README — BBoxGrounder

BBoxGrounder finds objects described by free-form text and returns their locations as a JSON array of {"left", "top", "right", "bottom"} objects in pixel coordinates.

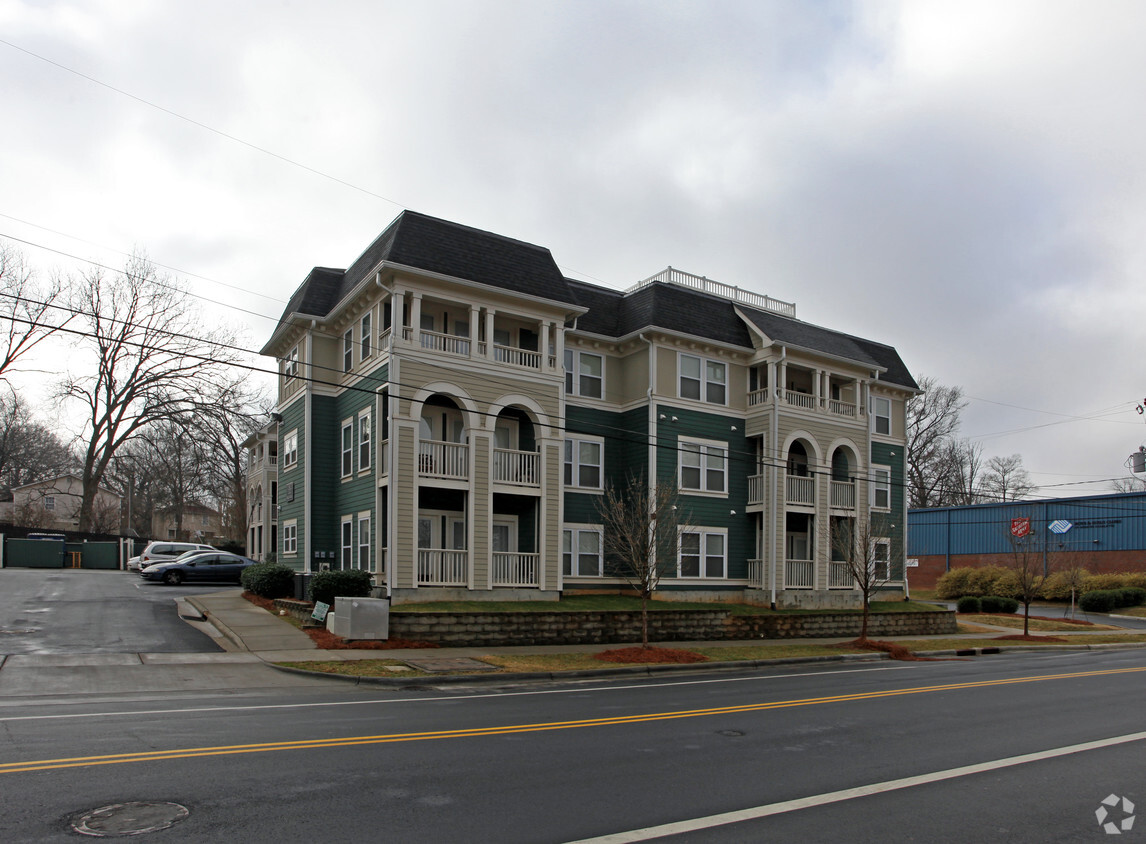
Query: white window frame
[
  {"left": 343, "top": 329, "right": 354, "bottom": 373},
  {"left": 284, "top": 346, "right": 299, "bottom": 380},
  {"left": 563, "top": 525, "right": 604, "bottom": 577},
  {"left": 358, "top": 409, "right": 372, "bottom": 472},
  {"left": 678, "top": 437, "right": 728, "bottom": 496},
  {"left": 871, "top": 537, "right": 892, "bottom": 581},
  {"left": 564, "top": 436, "right": 604, "bottom": 491},
  {"left": 678, "top": 528, "right": 728, "bottom": 579},
  {"left": 283, "top": 520, "right": 297, "bottom": 555},
  {"left": 340, "top": 420, "right": 354, "bottom": 478},
  {"left": 357, "top": 511, "right": 371, "bottom": 571},
  {"left": 871, "top": 465, "right": 891, "bottom": 510},
  {"left": 679, "top": 353, "right": 727, "bottom": 405},
  {"left": 564, "top": 350, "right": 603, "bottom": 399},
  {"left": 360, "top": 312, "right": 372, "bottom": 360},
  {"left": 43, "top": 495, "right": 55, "bottom": 511},
  {"left": 871, "top": 395, "right": 892, "bottom": 436},
  {"left": 341, "top": 517, "right": 353, "bottom": 569},
  {"left": 283, "top": 430, "right": 298, "bottom": 469}
]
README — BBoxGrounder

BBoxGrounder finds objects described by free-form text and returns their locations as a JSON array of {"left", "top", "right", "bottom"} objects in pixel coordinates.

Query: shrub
[
  {"left": 935, "top": 568, "right": 974, "bottom": 600},
  {"left": 310, "top": 569, "right": 374, "bottom": 606},
  {"left": 1079, "top": 590, "right": 1116, "bottom": 613},
  {"left": 241, "top": 562, "right": 296, "bottom": 599},
  {"left": 966, "top": 565, "right": 1010, "bottom": 598},
  {"left": 992, "top": 570, "right": 1022, "bottom": 599},
  {"left": 1123, "top": 573, "right": 1146, "bottom": 590},
  {"left": 956, "top": 596, "right": 981, "bottom": 614},
  {"left": 1082, "top": 573, "right": 1128, "bottom": 593},
  {"left": 1117, "top": 587, "right": 1146, "bottom": 608},
  {"left": 996, "top": 596, "right": 1020, "bottom": 614},
  {"left": 980, "top": 595, "right": 1005, "bottom": 613},
  {"left": 1040, "top": 570, "right": 1090, "bottom": 601}
]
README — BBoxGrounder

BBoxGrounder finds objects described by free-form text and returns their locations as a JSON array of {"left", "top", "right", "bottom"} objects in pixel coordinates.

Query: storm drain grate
[{"left": 72, "top": 802, "right": 189, "bottom": 837}]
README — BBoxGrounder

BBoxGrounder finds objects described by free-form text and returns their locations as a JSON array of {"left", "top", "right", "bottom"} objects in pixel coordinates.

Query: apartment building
[
  {"left": 243, "top": 422, "right": 279, "bottom": 561},
  {"left": 258, "top": 211, "right": 916, "bottom": 607}
]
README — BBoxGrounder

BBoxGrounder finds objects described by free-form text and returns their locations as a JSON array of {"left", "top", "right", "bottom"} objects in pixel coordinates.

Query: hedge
[
  {"left": 241, "top": 562, "right": 296, "bottom": 598},
  {"left": 956, "top": 596, "right": 981, "bottom": 614},
  {"left": 310, "top": 569, "right": 374, "bottom": 606}
]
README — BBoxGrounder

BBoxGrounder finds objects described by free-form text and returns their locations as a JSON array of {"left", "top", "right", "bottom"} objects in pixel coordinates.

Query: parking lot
[{"left": 0, "top": 568, "right": 224, "bottom": 655}]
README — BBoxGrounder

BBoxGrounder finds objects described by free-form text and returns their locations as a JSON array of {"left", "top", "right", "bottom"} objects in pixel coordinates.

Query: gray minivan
[{"left": 133, "top": 541, "right": 217, "bottom": 571}]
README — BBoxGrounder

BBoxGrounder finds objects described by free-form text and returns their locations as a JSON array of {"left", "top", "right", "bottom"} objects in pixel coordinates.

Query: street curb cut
[{"left": 184, "top": 597, "right": 248, "bottom": 652}]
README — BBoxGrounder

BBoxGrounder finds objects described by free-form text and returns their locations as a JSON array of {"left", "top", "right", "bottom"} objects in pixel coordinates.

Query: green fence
[{"left": 2, "top": 538, "right": 123, "bottom": 569}]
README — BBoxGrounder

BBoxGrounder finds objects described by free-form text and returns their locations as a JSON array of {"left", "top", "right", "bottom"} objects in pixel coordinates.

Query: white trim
[
  {"left": 678, "top": 436, "right": 728, "bottom": 497},
  {"left": 871, "top": 464, "right": 892, "bottom": 511},
  {"left": 340, "top": 419, "right": 354, "bottom": 479},
  {"left": 678, "top": 352, "right": 727, "bottom": 406},
  {"left": 677, "top": 527, "right": 728, "bottom": 579},
  {"left": 564, "top": 434, "right": 604, "bottom": 492},
  {"left": 562, "top": 524, "right": 604, "bottom": 578}
]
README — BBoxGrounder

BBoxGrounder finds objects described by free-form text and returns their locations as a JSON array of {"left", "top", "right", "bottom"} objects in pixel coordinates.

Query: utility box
[{"left": 326, "top": 596, "right": 389, "bottom": 640}]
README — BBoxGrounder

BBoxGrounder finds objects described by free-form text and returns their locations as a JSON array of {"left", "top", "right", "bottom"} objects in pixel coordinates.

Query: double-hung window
[
  {"left": 357, "top": 513, "right": 371, "bottom": 571},
  {"left": 341, "top": 518, "right": 353, "bottom": 569},
  {"left": 679, "top": 530, "right": 726, "bottom": 578},
  {"left": 872, "top": 396, "right": 891, "bottom": 435},
  {"left": 679, "top": 354, "right": 727, "bottom": 405},
  {"left": 284, "top": 346, "right": 299, "bottom": 380},
  {"left": 343, "top": 330, "right": 354, "bottom": 373},
  {"left": 564, "top": 350, "right": 603, "bottom": 399},
  {"left": 562, "top": 527, "right": 603, "bottom": 577},
  {"left": 358, "top": 410, "right": 372, "bottom": 472},
  {"left": 283, "top": 431, "right": 298, "bottom": 469},
  {"left": 679, "top": 439, "right": 727, "bottom": 494},
  {"left": 871, "top": 538, "right": 891, "bottom": 580},
  {"left": 341, "top": 421, "right": 353, "bottom": 478},
  {"left": 564, "top": 437, "right": 603, "bottom": 490},
  {"left": 872, "top": 466, "right": 891, "bottom": 510},
  {"left": 283, "top": 521, "right": 297, "bottom": 555},
  {"left": 360, "top": 312, "right": 372, "bottom": 360}
]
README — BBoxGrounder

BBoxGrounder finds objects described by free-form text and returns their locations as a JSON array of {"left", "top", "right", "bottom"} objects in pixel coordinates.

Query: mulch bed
[
  {"left": 833, "top": 638, "right": 943, "bottom": 662},
  {"left": 977, "top": 613, "right": 1095, "bottom": 626},
  {"left": 992, "top": 634, "right": 1067, "bottom": 643},
  {"left": 594, "top": 646, "right": 709, "bottom": 664},
  {"left": 241, "top": 592, "right": 437, "bottom": 650}
]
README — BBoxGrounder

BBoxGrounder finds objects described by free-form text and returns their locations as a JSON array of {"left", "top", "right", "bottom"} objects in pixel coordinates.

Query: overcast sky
[{"left": 2, "top": 0, "right": 1144, "bottom": 497}]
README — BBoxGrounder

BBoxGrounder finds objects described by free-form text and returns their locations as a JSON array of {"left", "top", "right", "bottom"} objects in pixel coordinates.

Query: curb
[{"left": 184, "top": 597, "right": 248, "bottom": 652}]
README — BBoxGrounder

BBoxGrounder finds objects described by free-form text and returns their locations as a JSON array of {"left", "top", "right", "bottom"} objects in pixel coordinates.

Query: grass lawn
[
  {"left": 957, "top": 614, "right": 1123, "bottom": 632},
  {"left": 1114, "top": 606, "right": 1146, "bottom": 618},
  {"left": 390, "top": 595, "right": 940, "bottom": 615}
]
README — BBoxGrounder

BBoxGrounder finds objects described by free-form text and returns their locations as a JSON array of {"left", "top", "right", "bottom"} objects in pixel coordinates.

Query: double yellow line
[{"left": 3, "top": 665, "right": 1143, "bottom": 775}]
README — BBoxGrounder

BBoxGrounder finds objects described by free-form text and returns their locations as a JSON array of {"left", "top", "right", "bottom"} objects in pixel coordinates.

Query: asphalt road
[
  {"left": 0, "top": 568, "right": 224, "bottom": 654},
  {"left": 2, "top": 647, "right": 1145, "bottom": 841}
]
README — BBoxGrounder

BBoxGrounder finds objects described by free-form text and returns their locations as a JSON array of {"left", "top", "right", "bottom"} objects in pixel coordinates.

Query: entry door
[
  {"left": 418, "top": 514, "right": 466, "bottom": 550},
  {"left": 492, "top": 520, "right": 517, "bottom": 554}
]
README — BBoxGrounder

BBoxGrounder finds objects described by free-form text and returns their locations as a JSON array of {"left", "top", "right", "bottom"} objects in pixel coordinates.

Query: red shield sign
[{"left": 1011, "top": 517, "right": 1031, "bottom": 538}]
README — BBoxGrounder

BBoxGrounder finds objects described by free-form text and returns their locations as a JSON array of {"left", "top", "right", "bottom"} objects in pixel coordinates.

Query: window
[
  {"left": 43, "top": 495, "right": 55, "bottom": 511},
  {"left": 872, "top": 466, "right": 891, "bottom": 510},
  {"left": 679, "top": 354, "right": 727, "bottom": 405},
  {"left": 679, "top": 530, "right": 726, "bottom": 578},
  {"left": 271, "top": 481, "right": 277, "bottom": 507},
  {"left": 564, "top": 350, "right": 603, "bottom": 399},
  {"left": 283, "top": 521, "right": 297, "bottom": 555},
  {"left": 359, "top": 410, "right": 371, "bottom": 471},
  {"left": 341, "top": 518, "right": 353, "bottom": 569},
  {"left": 284, "top": 346, "right": 298, "bottom": 379},
  {"left": 872, "top": 396, "right": 891, "bottom": 435},
  {"left": 871, "top": 538, "right": 891, "bottom": 580},
  {"left": 343, "top": 330, "right": 354, "bottom": 373},
  {"left": 679, "top": 439, "right": 727, "bottom": 494},
  {"left": 341, "top": 421, "right": 353, "bottom": 478},
  {"left": 563, "top": 527, "right": 603, "bottom": 577},
  {"left": 283, "top": 430, "right": 298, "bottom": 469},
  {"left": 564, "top": 437, "right": 603, "bottom": 490},
  {"left": 360, "top": 312, "right": 372, "bottom": 360},
  {"left": 357, "top": 513, "right": 371, "bottom": 571}
]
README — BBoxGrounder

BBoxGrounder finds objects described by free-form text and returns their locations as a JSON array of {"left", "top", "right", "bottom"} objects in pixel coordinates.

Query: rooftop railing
[{"left": 626, "top": 267, "right": 796, "bottom": 318}]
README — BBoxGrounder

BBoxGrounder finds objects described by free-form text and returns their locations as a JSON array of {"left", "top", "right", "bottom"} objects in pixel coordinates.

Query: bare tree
[
  {"left": 1111, "top": 474, "right": 1146, "bottom": 493},
  {"left": 137, "top": 419, "right": 214, "bottom": 537},
  {"left": 0, "top": 241, "right": 72, "bottom": 381},
  {"left": 0, "top": 389, "right": 76, "bottom": 493},
  {"left": 940, "top": 439, "right": 986, "bottom": 505},
  {"left": 906, "top": 376, "right": 967, "bottom": 508},
  {"left": 830, "top": 512, "right": 900, "bottom": 642},
  {"left": 57, "top": 254, "right": 243, "bottom": 531},
  {"left": 982, "top": 454, "right": 1033, "bottom": 502},
  {"left": 1005, "top": 525, "right": 1046, "bottom": 637},
  {"left": 597, "top": 476, "right": 691, "bottom": 649}
]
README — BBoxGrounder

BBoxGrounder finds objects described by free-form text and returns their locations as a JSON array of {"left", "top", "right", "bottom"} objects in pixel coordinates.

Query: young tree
[
  {"left": 982, "top": 454, "right": 1033, "bottom": 502},
  {"left": 0, "top": 241, "right": 72, "bottom": 381},
  {"left": 1005, "top": 526, "right": 1047, "bottom": 637},
  {"left": 906, "top": 376, "right": 967, "bottom": 508},
  {"left": 597, "top": 476, "right": 690, "bottom": 649},
  {"left": 830, "top": 512, "right": 900, "bottom": 642},
  {"left": 57, "top": 254, "right": 243, "bottom": 531}
]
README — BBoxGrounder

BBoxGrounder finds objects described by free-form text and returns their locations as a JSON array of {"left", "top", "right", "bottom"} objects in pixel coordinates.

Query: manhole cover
[
  {"left": 72, "top": 802, "right": 188, "bottom": 837},
  {"left": 403, "top": 657, "right": 499, "bottom": 673}
]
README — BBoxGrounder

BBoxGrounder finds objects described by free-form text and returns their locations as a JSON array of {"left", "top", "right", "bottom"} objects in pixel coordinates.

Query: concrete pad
[
  {"left": 140, "top": 653, "right": 263, "bottom": 665},
  {"left": 4, "top": 653, "right": 142, "bottom": 667}
]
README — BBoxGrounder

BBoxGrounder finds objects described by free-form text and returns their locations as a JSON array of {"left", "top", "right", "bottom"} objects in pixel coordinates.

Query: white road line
[
  {"left": 566, "top": 731, "right": 1146, "bottom": 843},
  {"left": 0, "top": 664, "right": 912, "bottom": 722}
]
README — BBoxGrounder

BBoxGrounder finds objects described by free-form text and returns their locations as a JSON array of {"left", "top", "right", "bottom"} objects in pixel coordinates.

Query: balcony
[
  {"left": 828, "top": 399, "right": 857, "bottom": 418},
  {"left": 784, "top": 390, "right": 815, "bottom": 410},
  {"left": 746, "top": 558, "right": 766, "bottom": 588},
  {"left": 747, "top": 474, "right": 764, "bottom": 505},
  {"left": 829, "top": 561, "right": 853, "bottom": 588},
  {"left": 418, "top": 440, "right": 469, "bottom": 480},
  {"left": 829, "top": 480, "right": 856, "bottom": 509},
  {"left": 492, "top": 552, "right": 540, "bottom": 587},
  {"left": 417, "top": 549, "right": 468, "bottom": 586},
  {"left": 785, "top": 474, "right": 815, "bottom": 506},
  {"left": 491, "top": 344, "right": 541, "bottom": 369},
  {"left": 785, "top": 559, "right": 814, "bottom": 588},
  {"left": 493, "top": 449, "right": 539, "bottom": 487}
]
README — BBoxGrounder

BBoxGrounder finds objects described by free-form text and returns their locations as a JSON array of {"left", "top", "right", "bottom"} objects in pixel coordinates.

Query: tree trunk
[
  {"left": 860, "top": 598, "right": 870, "bottom": 641},
  {"left": 641, "top": 593, "right": 649, "bottom": 649}
]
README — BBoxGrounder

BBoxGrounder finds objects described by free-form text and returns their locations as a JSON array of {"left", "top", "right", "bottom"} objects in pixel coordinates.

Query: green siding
[
  {"left": 563, "top": 405, "right": 647, "bottom": 525},
  {"left": 871, "top": 440, "right": 906, "bottom": 580},
  {"left": 277, "top": 396, "right": 306, "bottom": 570}
]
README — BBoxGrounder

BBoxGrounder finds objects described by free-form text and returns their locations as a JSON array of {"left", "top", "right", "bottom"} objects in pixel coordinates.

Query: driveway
[{"left": 0, "top": 568, "right": 225, "bottom": 654}]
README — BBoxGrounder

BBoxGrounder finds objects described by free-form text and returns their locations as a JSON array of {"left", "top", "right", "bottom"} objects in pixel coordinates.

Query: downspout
[
  {"left": 640, "top": 334, "right": 657, "bottom": 581},
  {"left": 771, "top": 346, "right": 786, "bottom": 609}
]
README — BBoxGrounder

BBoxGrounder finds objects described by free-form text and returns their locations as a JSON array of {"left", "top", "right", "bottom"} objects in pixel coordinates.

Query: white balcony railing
[
  {"left": 786, "top": 474, "right": 815, "bottom": 505},
  {"left": 747, "top": 474, "right": 764, "bottom": 505},
  {"left": 417, "top": 549, "right": 468, "bottom": 586},
  {"left": 418, "top": 440, "right": 469, "bottom": 480},
  {"left": 746, "top": 559, "right": 766, "bottom": 588},
  {"left": 417, "top": 328, "right": 471, "bottom": 356},
  {"left": 492, "top": 553, "right": 540, "bottom": 587},
  {"left": 785, "top": 559, "right": 814, "bottom": 588},
  {"left": 828, "top": 399, "right": 857, "bottom": 417},
  {"left": 785, "top": 390, "right": 815, "bottom": 410},
  {"left": 493, "top": 449, "right": 539, "bottom": 486},
  {"left": 626, "top": 267, "right": 796, "bottom": 318},
  {"left": 829, "top": 561, "right": 853, "bottom": 588},
  {"left": 493, "top": 344, "right": 541, "bottom": 369},
  {"left": 748, "top": 388, "right": 770, "bottom": 407},
  {"left": 830, "top": 480, "right": 856, "bottom": 509}
]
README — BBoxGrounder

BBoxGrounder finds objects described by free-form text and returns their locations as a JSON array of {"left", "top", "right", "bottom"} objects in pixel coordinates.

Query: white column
[
  {"left": 409, "top": 293, "right": 422, "bottom": 346},
  {"left": 485, "top": 310, "right": 495, "bottom": 360},
  {"left": 540, "top": 322, "right": 551, "bottom": 371},
  {"left": 469, "top": 305, "right": 480, "bottom": 358},
  {"left": 814, "top": 368, "right": 822, "bottom": 408}
]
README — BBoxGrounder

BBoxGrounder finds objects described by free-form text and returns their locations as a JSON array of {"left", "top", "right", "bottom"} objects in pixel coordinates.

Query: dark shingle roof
[{"left": 277, "top": 211, "right": 578, "bottom": 327}]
